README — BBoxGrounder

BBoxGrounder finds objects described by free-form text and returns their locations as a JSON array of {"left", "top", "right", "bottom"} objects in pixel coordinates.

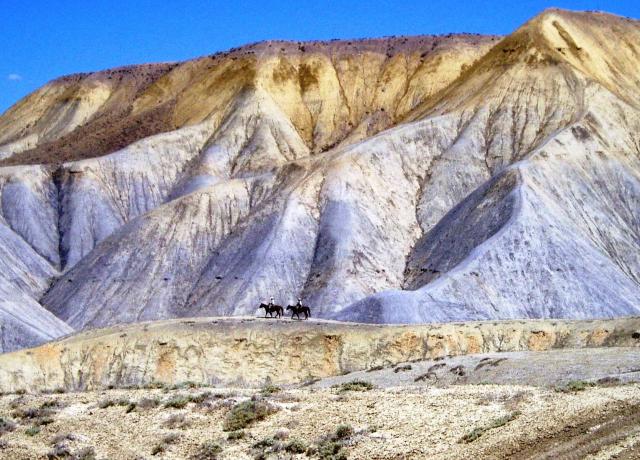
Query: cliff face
[
  {"left": 1, "top": 9, "right": 640, "bottom": 352},
  {"left": 0, "top": 317, "right": 638, "bottom": 392}
]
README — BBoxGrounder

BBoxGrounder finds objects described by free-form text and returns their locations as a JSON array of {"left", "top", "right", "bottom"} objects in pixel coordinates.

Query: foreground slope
[{"left": 1, "top": 9, "right": 640, "bottom": 348}]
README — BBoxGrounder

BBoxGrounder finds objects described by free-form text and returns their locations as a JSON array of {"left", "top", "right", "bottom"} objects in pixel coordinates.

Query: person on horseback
[
  {"left": 296, "top": 297, "right": 303, "bottom": 308},
  {"left": 269, "top": 297, "right": 275, "bottom": 307}
]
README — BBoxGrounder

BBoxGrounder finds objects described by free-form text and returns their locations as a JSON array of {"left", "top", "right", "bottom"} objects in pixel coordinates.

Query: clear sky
[{"left": 2, "top": 0, "right": 639, "bottom": 113}]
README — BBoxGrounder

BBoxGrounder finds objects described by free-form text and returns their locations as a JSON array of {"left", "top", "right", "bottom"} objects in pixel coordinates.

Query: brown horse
[
  {"left": 286, "top": 305, "right": 311, "bottom": 320},
  {"left": 259, "top": 303, "right": 284, "bottom": 318}
]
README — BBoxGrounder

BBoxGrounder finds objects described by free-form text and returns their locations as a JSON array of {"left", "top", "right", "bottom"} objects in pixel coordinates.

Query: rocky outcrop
[{"left": 0, "top": 317, "right": 638, "bottom": 392}]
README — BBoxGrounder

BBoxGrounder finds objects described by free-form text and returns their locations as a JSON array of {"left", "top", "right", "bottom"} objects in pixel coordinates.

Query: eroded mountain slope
[{"left": 1, "top": 9, "right": 640, "bottom": 348}]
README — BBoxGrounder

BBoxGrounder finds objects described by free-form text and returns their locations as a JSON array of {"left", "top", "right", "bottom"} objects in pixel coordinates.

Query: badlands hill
[{"left": 1, "top": 8, "right": 640, "bottom": 351}]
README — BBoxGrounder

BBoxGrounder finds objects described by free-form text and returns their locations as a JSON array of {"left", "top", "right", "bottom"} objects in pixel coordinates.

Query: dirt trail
[{"left": 504, "top": 402, "right": 640, "bottom": 460}]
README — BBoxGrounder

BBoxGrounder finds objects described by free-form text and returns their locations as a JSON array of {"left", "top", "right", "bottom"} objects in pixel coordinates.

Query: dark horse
[
  {"left": 286, "top": 305, "right": 311, "bottom": 320},
  {"left": 258, "top": 303, "right": 284, "bottom": 318}
]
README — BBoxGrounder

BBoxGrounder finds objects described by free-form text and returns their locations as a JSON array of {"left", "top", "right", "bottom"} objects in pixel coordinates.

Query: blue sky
[{"left": 2, "top": 0, "right": 639, "bottom": 113}]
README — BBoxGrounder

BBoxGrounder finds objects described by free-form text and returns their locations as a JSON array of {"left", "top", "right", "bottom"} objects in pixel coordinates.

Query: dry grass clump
[{"left": 222, "top": 398, "right": 278, "bottom": 431}]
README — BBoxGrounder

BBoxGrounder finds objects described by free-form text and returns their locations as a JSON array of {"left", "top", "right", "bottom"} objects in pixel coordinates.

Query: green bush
[{"left": 222, "top": 400, "right": 277, "bottom": 431}]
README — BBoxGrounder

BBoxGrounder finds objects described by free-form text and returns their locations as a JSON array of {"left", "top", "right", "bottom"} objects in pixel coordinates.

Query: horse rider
[
  {"left": 296, "top": 297, "right": 303, "bottom": 308},
  {"left": 269, "top": 297, "right": 275, "bottom": 307}
]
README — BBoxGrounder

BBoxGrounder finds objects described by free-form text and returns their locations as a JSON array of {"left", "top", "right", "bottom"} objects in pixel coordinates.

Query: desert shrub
[
  {"left": 41, "top": 388, "right": 67, "bottom": 395},
  {"left": 152, "top": 432, "right": 180, "bottom": 455},
  {"left": 300, "top": 377, "right": 321, "bottom": 387},
  {"left": 253, "top": 437, "right": 276, "bottom": 449},
  {"left": 25, "top": 426, "right": 41, "bottom": 436},
  {"left": 0, "top": 417, "right": 16, "bottom": 435},
  {"left": 334, "top": 425, "right": 353, "bottom": 440},
  {"left": 316, "top": 440, "right": 347, "bottom": 460},
  {"left": 475, "top": 358, "right": 508, "bottom": 371},
  {"left": 75, "top": 447, "right": 96, "bottom": 460},
  {"left": 171, "top": 381, "right": 204, "bottom": 391},
  {"left": 0, "top": 439, "right": 7, "bottom": 449},
  {"left": 394, "top": 364, "right": 412, "bottom": 373},
  {"left": 366, "top": 365, "right": 384, "bottom": 372},
  {"left": 188, "top": 392, "right": 212, "bottom": 404},
  {"left": 285, "top": 438, "right": 307, "bottom": 453},
  {"left": 226, "top": 430, "right": 245, "bottom": 441},
  {"left": 47, "top": 443, "right": 72, "bottom": 459},
  {"left": 137, "top": 397, "right": 161, "bottom": 410},
  {"left": 332, "top": 380, "right": 375, "bottom": 393},
  {"left": 414, "top": 372, "right": 436, "bottom": 382},
  {"left": 190, "top": 440, "right": 222, "bottom": 460},
  {"left": 274, "top": 428, "right": 289, "bottom": 440},
  {"left": 260, "top": 384, "right": 281, "bottom": 396},
  {"left": 558, "top": 380, "right": 596, "bottom": 393},
  {"left": 164, "top": 395, "right": 191, "bottom": 409},
  {"left": 41, "top": 399, "right": 65, "bottom": 410},
  {"left": 460, "top": 412, "right": 519, "bottom": 443},
  {"left": 13, "top": 407, "right": 56, "bottom": 426},
  {"left": 14, "top": 406, "right": 54, "bottom": 420},
  {"left": 50, "top": 433, "right": 77, "bottom": 445},
  {"left": 163, "top": 413, "right": 191, "bottom": 430},
  {"left": 141, "top": 381, "right": 167, "bottom": 390},
  {"left": 449, "top": 365, "right": 465, "bottom": 376},
  {"left": 597, "top": 376, "right": 622, "bottom": 386},
  {"left": 98, "top": 398, "right": 130, "bottom": 409},
  {"left": 125, "top": 402, "right": 137, "bottom": 413},
  {"left": 222, "top": 400, "right": 277, "bottom": 431}
]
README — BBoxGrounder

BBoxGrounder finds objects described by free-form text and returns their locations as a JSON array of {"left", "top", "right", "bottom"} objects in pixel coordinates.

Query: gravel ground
[
  {"left": 0, "top": 348, "right": 639, "bottom": 459},
  {"left": 309, "top": 347, "right": 640, "bottom": 389}
]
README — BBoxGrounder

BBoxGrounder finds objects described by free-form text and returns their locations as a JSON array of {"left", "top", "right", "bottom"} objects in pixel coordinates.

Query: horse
[
  {"left": 258, "top": 303, "right": 284, "bottom": 318},
  {"left": 286, "top": 305, "right": 311, "bottom": 320}
]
